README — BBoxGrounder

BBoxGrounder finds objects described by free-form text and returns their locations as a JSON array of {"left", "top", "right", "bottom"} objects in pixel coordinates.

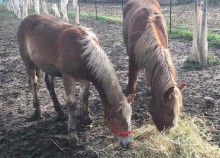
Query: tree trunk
[
  {"left": 190, "top": 0, "right": 208, "bottom": 65},
  {"left": 190, "top": 0, "right": 200, "bottom": 62},
  {"left": 199, "top": 0, "right": 208, "bottom": 65}
]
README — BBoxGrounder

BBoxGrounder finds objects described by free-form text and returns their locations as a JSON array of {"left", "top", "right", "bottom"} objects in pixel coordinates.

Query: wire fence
[
  {"left": 78, "top": 1, "right": 124, "bottom": 20},
  {"left": 76, "top": 1, "right": 220, "bottom": 32},
  {"left": 2, "top": 0, "right": 220, "bottom": 32}
]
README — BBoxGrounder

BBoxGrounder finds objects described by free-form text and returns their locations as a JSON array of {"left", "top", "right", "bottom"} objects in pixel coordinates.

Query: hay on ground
[{"left": 93, "top": 115, "right": 220, "bottom": 158}]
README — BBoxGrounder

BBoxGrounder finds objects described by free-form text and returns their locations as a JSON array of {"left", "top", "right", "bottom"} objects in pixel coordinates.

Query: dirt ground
[{"left": 0, "top": 3, "right": 220, "bottom": 158}]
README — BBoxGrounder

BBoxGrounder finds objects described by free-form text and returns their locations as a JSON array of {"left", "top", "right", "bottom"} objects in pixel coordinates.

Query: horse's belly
[
  {"left": 31, "top": 57, "right": 61, "bottom": 77},
  {"left": 38, "top": 63, "right": 62, "bottom": 77}
]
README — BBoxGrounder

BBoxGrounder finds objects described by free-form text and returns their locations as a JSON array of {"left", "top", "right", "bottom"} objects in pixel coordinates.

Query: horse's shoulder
[{"left": 59, "top": 26, "right": 87, "bottom": 41}]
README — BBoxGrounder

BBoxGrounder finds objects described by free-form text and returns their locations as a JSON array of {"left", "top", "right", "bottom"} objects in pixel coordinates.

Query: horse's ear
[
  {"left": 177, "top": 82, "right": 186, "bottom": 91},
  {"left": 127, "top": 94, "right": 136, "bottom": 104}
]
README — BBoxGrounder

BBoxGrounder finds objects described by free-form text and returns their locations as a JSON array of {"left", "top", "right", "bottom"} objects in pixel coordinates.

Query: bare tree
[{"left": 190, "top": 0, "right": 208, "bottom": 65}]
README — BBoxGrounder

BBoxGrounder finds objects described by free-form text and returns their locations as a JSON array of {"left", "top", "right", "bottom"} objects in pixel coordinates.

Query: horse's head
[
  {"left": 149, "top": 82, "right": 185, "bottom": 131},
  {"left": 104, "top": 99, "right": 132, "bottom": 149}
]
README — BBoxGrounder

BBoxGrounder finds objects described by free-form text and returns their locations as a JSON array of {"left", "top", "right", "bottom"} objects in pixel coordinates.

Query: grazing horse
[
  {"left": 17, "top": 14, "right": 132, "bottom": 148},
  {"left": 123, "top": 0, "right": 185, "bottom": 131}
]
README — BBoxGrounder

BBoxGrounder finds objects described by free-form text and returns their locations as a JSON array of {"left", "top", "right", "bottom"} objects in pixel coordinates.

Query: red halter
[
  {"left": 105, "top": 104, "right": 132, "bottom": 136},
  {"left": 105, "top": 117, "right": 132, "bottom": 136}
]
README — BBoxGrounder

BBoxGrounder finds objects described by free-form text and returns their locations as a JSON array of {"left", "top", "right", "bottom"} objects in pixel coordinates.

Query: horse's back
[
  {"left": 17, "top": 14, "right": 88, "bottom": 78},
  {"left": 123, "top": 0, "right": 163, "bottom": 55},
  {"left": 18, "top": 14, "right": 61, "bottom": 38},
  {"left": 17, "top": 14, "right": 70, "bottom": 54}
]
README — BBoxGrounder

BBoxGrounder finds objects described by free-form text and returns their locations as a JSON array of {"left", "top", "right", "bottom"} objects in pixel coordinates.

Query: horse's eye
[
  {"left": 117, "top": 121, "right": 124, "bottom": 126},
  {"left": 167, "top": 109, "right": 173, "bottom": 116}
]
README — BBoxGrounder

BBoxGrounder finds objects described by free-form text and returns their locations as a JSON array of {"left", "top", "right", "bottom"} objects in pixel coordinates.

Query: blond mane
[
  {"left": 79, "top": 28, "right": 132, "bottom": 120},
  {"left": 134, "top": 10, "right": 177, "bottom": 107},
  {"left": 79, "top": 28, "right": 124, "bottom": 105}
]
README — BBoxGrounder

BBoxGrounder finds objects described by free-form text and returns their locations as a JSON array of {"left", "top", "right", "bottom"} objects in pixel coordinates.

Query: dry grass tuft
[{"left": 92, "top": 116, "right": 220, "bottom": 158}]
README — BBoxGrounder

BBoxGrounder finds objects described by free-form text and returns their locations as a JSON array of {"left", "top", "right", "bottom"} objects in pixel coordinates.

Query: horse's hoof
[
  {"left": 80, "top": 115, "right": 93, "bottom": 126},
  {"left": 68, "top": 135, "right": 78, "bottom": 148},
  {"left": 32, "top": 111, "right": 42, "bottom": 120},
  {"left": 57, "top": 113, "right": 67, "bottom": 121}
]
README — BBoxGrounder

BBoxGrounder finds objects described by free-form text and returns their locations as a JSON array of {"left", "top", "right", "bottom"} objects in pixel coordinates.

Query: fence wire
[
  {"left": 76, "top": 1, "right": 220, "bottom": 32},
  {"left": 78, "top": 1, "right": 124, "bottom": 20}
]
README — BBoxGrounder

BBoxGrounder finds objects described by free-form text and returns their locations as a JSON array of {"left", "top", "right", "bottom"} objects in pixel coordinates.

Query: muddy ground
[{"left": 0, "top": 3, "right": 220, "bottom": 158}]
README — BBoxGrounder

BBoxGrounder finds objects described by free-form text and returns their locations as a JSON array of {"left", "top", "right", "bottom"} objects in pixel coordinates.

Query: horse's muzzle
[{"left": 118, "top": 136, "right": 132, "bottom": 149}]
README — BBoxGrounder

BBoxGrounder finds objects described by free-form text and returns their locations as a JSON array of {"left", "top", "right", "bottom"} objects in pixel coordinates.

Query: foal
[
  {"left": 123, "top": 0, "right": 185, "bottom": 130},
  {"left": 17, "top": 14, "right": 132, "bottom": 148}
]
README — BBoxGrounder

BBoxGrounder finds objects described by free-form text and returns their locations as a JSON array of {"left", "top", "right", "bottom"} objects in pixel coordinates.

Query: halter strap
[
  {"left": 105, "top": 116, "right": 132, "bottom": 136},
  {"left": 111, "top": 124, "right": 132, "bottom": 136}
]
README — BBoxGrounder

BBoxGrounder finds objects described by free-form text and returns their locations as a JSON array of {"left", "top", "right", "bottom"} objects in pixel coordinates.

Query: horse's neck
[
  {"left": 92, "top": 76, "right": 125, "bottom": 108},
  {"left": 80, "top": 29, "right": 125, "bottom": 108}
]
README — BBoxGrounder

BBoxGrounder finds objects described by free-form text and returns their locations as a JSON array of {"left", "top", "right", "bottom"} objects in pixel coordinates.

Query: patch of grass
[
  {"left": 169, "top": 27, "right": 220, "bottom": 47},
  {"left": 183, "top": 60, "right": 204, "bottom": 71},
  {"left": 169, "top": 27, "right": 193, "bottom": 40},
  {"left": 207, "top": 31, "right": 220, "bottom": 47},
  {"left": 207, "top": 53, "right": 220, "bottom": 65},
  {"left": 68, "top": 10, "right": 122, "bottom": 24},
  {"left": 183, "top": 53, "right": 220, "bottom": 70},
  {"left": 93, "top": 116, "right": 220, "bottom": 158}
]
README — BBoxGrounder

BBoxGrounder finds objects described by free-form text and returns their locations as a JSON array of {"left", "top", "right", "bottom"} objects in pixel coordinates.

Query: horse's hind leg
[
  {"left": 62, "top": 75, "right": 78, "bottom": 145},
  {"left": 79, "top": 81, "right": 93, "bottom": 125},
  {"left": 36, "top": 67, "right": 41, "bottom": 83},
  {"left": 126, "top": 58, "right": 139, "bottom": 98},
  {"left": 45, "top": 73, "right": 65, "bottom": 120},
  {"left": 25, "top": 64, "right": 41, "bottom": 119}
]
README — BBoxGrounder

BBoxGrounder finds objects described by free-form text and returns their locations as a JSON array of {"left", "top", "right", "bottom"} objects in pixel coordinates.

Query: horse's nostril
[
  {"left": 120, "top": 141, "right": 132, "bottom": 149},
  {"left": 126, "top": 142, "right": 132, "bottom": 149}
]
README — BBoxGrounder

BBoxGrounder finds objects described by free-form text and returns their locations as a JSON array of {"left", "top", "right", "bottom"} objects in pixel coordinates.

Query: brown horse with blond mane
[
  {"left": 17, "top": 14, "right": 132, "bottom": 148},
  {"left": 123, "top": 0, "right": 185, "bottom": 131}
]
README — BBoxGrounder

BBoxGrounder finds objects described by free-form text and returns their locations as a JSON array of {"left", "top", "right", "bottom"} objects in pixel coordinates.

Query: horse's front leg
[
  {"left": 62, "top": 75, "right": 78, "bottom": 145},
  {"left": 79, "top": 81, "right": 93, "bottom": 125},
  {"left": 126, "top": 58, "right": 139, "bottom": 97},
  {"left": 45, "top": 73, "right": 65, "bottom": 120}
]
